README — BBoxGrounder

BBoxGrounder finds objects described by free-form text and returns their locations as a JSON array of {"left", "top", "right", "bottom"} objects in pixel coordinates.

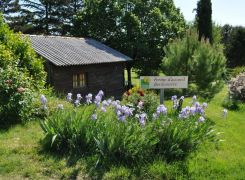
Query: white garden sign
[{"left": 140, "top": 76, "right": 188, "bottom": 104}]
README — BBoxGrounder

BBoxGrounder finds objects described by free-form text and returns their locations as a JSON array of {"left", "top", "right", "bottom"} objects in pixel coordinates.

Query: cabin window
[{"left": 73, "top": 73, "right": 86, "bottom": 88}]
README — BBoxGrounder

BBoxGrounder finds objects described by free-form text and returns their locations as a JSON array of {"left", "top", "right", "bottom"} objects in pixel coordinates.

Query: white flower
[
  {"left": 223, "top": 109, "right": 228, "bottom": 118},
  {"left": 198, "top": 116, "right": 205, "bottom": 123},
  {"left": 57, "top": 104, "right": 64, "bottom": 110},
  {"left": 203, "top": 102, "right": 208, "bottom": 108},
  {"left": 67, "top": 93, "right": 72, "bottom": 102},
  {"left": 77, "top": 94, "right": 82, "bottom": 101}
]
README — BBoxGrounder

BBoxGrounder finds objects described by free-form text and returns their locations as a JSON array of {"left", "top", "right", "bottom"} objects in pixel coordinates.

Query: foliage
[
  {"left": 229, "top": 72, "right": 245, "bottom": 101},
  {"left": 3, "top": 87, "right": 245, "bottom": 179},
  {"left": 41, "top": 91, "right": 216, "bottom": 165},
  {"left": 0, "top": 16, "right": 46, "bottom": 88},
  {"left": 4, "top": 0, "right": 83, "bottom": 35},
  {"left": 0, "top": 16, "right": 46, "bottom": 123},
  {"left": 73, "top": 0, "right": 186, "bottom": 75},
  {"left": 154, "top": 116, "right": 214, "bottom": 161},
  {"left": 0, "top": 65, "right": 36, "bottom": 124},
  {"left": 162, "top": 30, "right": 226, "bottom": 98},
  {"left": 222, "top": 96, "right": 239, "bottom": 111},
  {"left": 122, "top": 87, "right": 159, "bottom": 116},
  {"left": 221, "top": 25, "right": 245, "bottom": 67},
  {"left": 0, "top": 0, "right": 20, "bottom": 23},
  {"left": 228, "top": 66, "right": 245, "bottom": 79},
  {"left": 196, "top": 0, "right": 213, "bottom": 43}
]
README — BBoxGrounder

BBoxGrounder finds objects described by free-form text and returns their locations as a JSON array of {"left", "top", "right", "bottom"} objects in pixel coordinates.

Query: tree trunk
[{"left": 126, "top": 62, "right": 132, "bottom": 90}]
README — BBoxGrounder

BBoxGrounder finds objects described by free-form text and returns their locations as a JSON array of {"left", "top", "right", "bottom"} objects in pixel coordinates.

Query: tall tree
[
  {"left": 18, "top": 0, "right": 83, "bottom": 35},
  {"left": 222, "top": 25, "right": 245, "bottom": 67},
  {"left": 73, "top": 0, "right": 185, "bottom": 76},
  {"left": 162, "top": 30, "right": 226, "bottom": 98},
  {"left": 21, "top": 0, "right": 60, "bottom": 35},
  {"left": 0, "top": 0, "right": 20, "bottom": 22},
  {"left": 196, "top": 0, "right": 213, "bottom": 43}
]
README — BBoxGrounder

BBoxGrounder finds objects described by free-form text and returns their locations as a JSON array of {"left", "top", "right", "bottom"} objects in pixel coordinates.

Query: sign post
[
  {"left": 160, "top": 89, "right": 164, "bottom": 104},
  {"left": 140, "top": 76, "right": 188, "bottom": 104}
]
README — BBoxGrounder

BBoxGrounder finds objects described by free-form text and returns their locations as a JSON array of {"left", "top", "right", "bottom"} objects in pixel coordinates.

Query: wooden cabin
[{"left": 27, "top": 35, "right": 132, "bottom": 98}]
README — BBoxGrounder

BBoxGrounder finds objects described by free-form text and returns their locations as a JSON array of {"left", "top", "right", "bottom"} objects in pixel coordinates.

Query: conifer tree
[
  {"left": 0, "top": 0, "right": 20, "bottom": 22},
  {"left": 196, "top": 0, "right": 213, "bottom": 43}
]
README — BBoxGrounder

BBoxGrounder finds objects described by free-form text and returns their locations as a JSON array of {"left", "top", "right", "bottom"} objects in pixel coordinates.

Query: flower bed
[{"left": 40, "top": 90, "right": 217, "bottom": 163}]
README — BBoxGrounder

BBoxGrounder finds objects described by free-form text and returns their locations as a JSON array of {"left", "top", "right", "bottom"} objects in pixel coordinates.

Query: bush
[
  {"left": 40, "top": 91, "right": 217, "bottom": 164},
  {"left": 222, "top": 96, "right": 239, "bottom": 111},
  {"left": 222, "top": 25, "right": 245, "bottom": 67},
  {"left": 0, "top": 65, "right": 36, "bottom": 124},
  {"left": 227, "top": 66, "right": 245, "bottom": 80},
  {"left": 0, "top": 15, "right": 46, "bottom": 124},
  {"left": 162, "top": 30, "right": 226, "bottom": 98},
  {"left": 229, "top": 73, "right": 245, "bottom": 101},
  {"left": 122, "top": 87, "right": 159, "bottom": 116},
  {"left": 0, "top": 16, "right": 46, "bottom": 88}
]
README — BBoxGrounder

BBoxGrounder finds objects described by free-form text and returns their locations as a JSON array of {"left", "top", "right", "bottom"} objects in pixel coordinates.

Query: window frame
[{"left": 73, "top": 72, "right": 86, "bottom": 88}]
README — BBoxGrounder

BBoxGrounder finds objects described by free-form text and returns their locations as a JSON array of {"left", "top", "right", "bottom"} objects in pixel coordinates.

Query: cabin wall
[{"left": 50, "top": 62, "right": 125, "bottom": 99}]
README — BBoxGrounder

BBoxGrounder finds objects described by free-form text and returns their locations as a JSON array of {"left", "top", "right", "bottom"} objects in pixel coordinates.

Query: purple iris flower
[
  {"left": 40, "top": 95, "right": 47, "bottom": 105},
  {"left": 136, "top": 113, "right": 147, "bottom": 126},
  {"left": 74, "top": 100, "right": 80, "bottom": 107},
  {"left": 171, "top": 95, "right": 177, "bottom": 101},
  {"left": 94, "top": 95, "right": 102, "bottom": 107},
  {"left": 118, "top": 115, "right": 126, "bottom": 122},
  {"left": 190, "top": 107, "right": 196, "bottom": 115},
  {"left": 179, "top": 107, "right": 189, "bottom": 119},
  {"left": 198, "top": 116, "right": 205, "bottom": 123},
  {"left": 98, "top": 90, "right": 104, "bottom": 97},
  {"left": 66, "top": 93, "right": 72, "bottom": 102},
  {"left": 202, "top": 102, "right": 208, "bottom": 109},
  {"left": 86, "top": 93, "right": 93, "bottom": 104},
  {"left": 76, "top": 94, "right": 82, "bottom": 101},
  {"left": 91, "top": 114, "right": 97, "bottom": 120},
  {"left": 40, "top": 95, "right": 47, "bottom": 110},
  {"left": 102, "top": 100, "right": 109, "bottom": 107},
  {"left": 101, "top": 106, "right": 106, "bottom": 112},
  {"left": 156, "top": 105, "right": 167, "bottom": 115}
]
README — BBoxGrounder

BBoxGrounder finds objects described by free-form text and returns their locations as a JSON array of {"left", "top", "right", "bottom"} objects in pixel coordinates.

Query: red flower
[{"left": 137, "top": 90, "right": 144, "bottom": 96}]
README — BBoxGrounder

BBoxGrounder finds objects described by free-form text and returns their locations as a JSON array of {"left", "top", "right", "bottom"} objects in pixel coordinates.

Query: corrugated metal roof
[{"left": 25, "top": 35, "right": 132, "bottom": 66}]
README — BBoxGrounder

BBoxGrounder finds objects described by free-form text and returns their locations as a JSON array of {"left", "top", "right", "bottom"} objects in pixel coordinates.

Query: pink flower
[
  {"left": 5, "top": 79, "right": 13, "bottom": 85},
  {"left": 17, "top": 87, "right": 25, "bottom": 93}
]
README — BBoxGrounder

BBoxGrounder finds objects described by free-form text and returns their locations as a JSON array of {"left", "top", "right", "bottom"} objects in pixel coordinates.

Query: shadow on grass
[
  {"left": 0, "top": 120, "right": 22, "bottom": 132},
  {"left": 37, "top": 142, "right": 190, "bottom": 180}
]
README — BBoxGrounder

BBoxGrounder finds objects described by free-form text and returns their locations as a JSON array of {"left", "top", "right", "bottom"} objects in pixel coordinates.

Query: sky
[{"left": 173, "top": 0, "right": 245, "bottom": 27}]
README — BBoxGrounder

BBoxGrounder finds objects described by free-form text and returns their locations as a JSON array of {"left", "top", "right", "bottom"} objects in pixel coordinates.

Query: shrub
[
  {"left": 222, "top": 25, "right": 245, "bottom": 67},
  {"left": 40, "top": 106, "right": 97, "bottom": 153},
  {"left": 227, "top": 66, "right": 245, "bottom": 80},
  {"left": 162, "top": 30, "right": 226, "bottom": 98},
  {"left": 222, "top": 96, "right": 239, "bottom": 111},
  {"left": 0, "top": 15, "right": 46, "bottom": 124},
  {"left": 0, "top": 65, "right": 36, "bottom": 124},
  {"left": 0, "top": 16, "right": 46, "bottom": 88},
  {"left": 229, "top": 72, "right": 245, "bottom": 101},
  {"left": 122, "top": 87, "right": 159, "bottom": 116},
  {"left": 41, "top": 91, "right": 217, "bottom": 164}
]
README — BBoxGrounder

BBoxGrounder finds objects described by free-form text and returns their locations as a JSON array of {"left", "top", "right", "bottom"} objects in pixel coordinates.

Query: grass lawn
[{"left": 0, "top": 86, "right": 245, "bottom": 179}]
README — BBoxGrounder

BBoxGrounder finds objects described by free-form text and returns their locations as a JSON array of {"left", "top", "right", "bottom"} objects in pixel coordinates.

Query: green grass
[
  {"left": 0, "top": 87, "right": 245, "bottom": 179},
  {"left": 125, "top": 69, "right": 140, "bottom": 87}
]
